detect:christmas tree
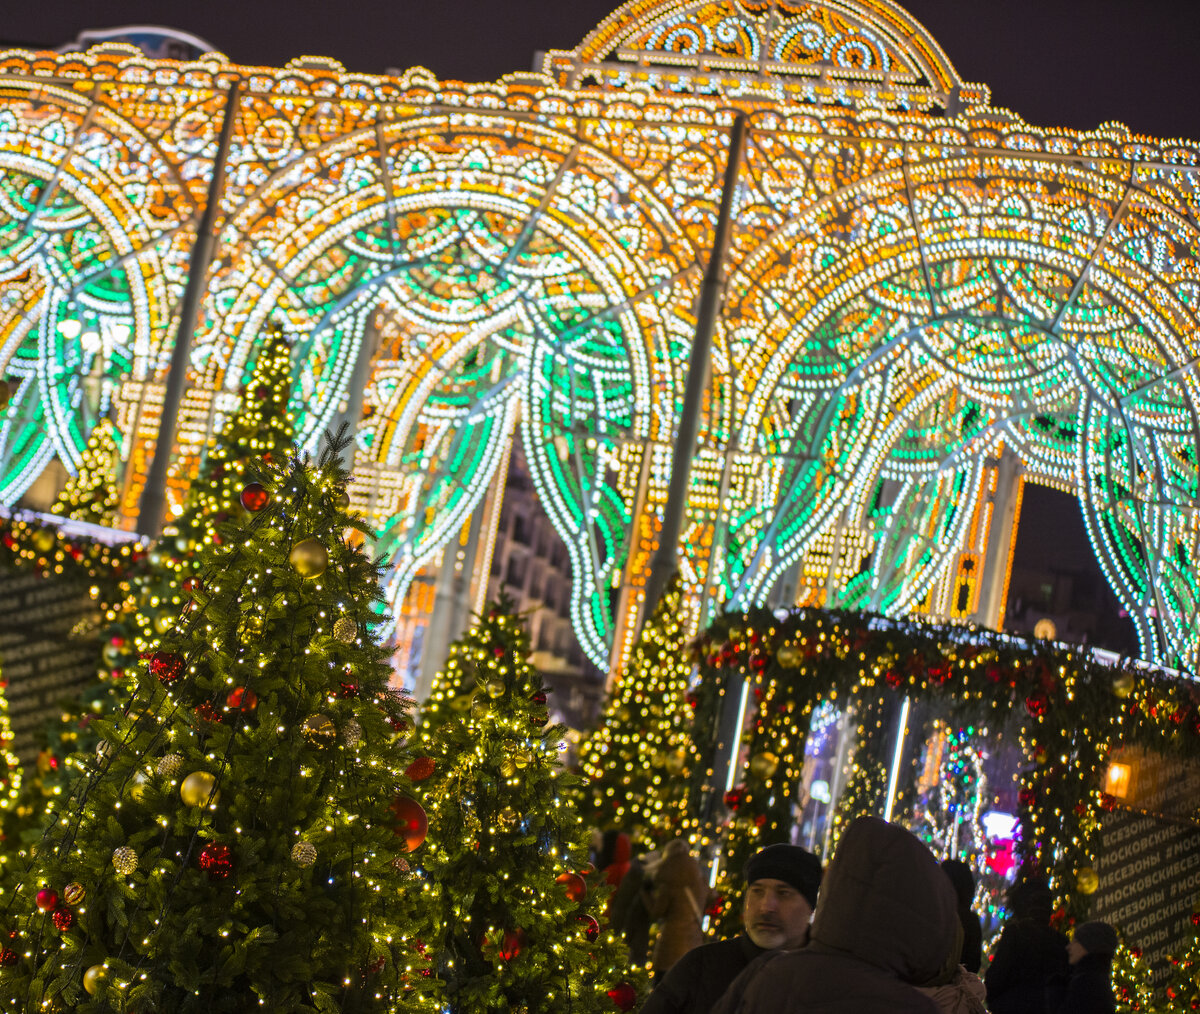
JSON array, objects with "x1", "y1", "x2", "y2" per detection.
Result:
[
  {"x1": 52, "y1": 418, "x2": 120, "y2": 524},
  {"x1": 1111, "y1": 936, "x2": 1155, "y2": 1013},
  {"x1": 1163, "y1": 901, "x2": 1200, "y2": 1012},
  {"x1": 575, "y1": 575, "x2": 696, "y2": 847},
  {"x1": 2, "y1": 435, "x2": 438, "y2": 1012},
  {"x1": 417, "y1": 602, "x2": 644, "y2": 1013}
]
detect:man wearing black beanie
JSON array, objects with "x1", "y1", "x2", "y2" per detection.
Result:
[{"x1": 640, "y1": 843, "x2": 822, "y2": 1014}]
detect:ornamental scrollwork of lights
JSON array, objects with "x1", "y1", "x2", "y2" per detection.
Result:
[{"x1": 1, "y1": 0, "x2": 1199, "y2": 680}]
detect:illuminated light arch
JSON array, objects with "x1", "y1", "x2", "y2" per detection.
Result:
[
  {"x1": 201, "y1": 116, "x2": 700, "y2": 660},
  {"x1": 0, "y1": 77, "x2": 202, "y2": 510}
]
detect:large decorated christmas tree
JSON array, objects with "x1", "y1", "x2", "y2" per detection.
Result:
[
  {"x1": 0, "y1": 436, "x2": 437, "y2": 1012},
  {"x1": 1163, "y1": 900, "x2": 1200, "y2": 1011},
  {"x1": 51, "y1": 418, "x2": 120, "y2": 524},
  {"x1": 417, "y1": 602, "x2": 643, "y2": 1014},
  {"x1": 575, "y1": 575, "x2": 696, "y2": 846}
]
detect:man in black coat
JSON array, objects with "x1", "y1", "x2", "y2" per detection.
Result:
[
  {"x1": 1054, "y1": 921, "x2": 1117, "y2": 1014},
  {"x1": 985, "y1": 879, "x2": 1069, "y2": 1014},
  {"x1": 639, "y1": 843, "x2": 822, "y2": 1014}
]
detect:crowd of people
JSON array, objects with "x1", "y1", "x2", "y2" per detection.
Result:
[{"x1": 594, "y1": 817, "x2": 1119, "y2": 1014}]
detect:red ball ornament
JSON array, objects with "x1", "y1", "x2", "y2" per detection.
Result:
[
  {"x1": 530, "y1": 690, "x2": 548, "y2": 705},
  {"x1": 577, "y1": 914, "x2": 600, "y2": 942},
  {"x1": 608, "y1": 981, "x2": 638, "y2": 1012},
  {"x1": 35, "y1": 888, "x2": 58, "y2": 912},
  {"x1": 390, "y1": 796, "x2": 428, "y2": 852},
  {"x1": 149, "y1": 651, "x2": 185, "y2": 684},
  {"x1": 52, "y1": 908, "x2": 74, "y2": 931},
  {"x1": 1192, "y1": 911, "x2": 1200, "y2": 926},
  {"x1": 498, "y1": 927, "x2": 526, "y2": 961},
  {"x1": 555, "y1": 872, "x2": 586, "y2": 903},
  {"x1": 1024, "y1": 693, "x2": 1048, "y2": 718},
  {"x1": 239, "y1": 483, "x2": 269, "y2": 512},
  {"x1": 198, "y1": 842, "x2": 233, "y2": 881},
  {"x1": 337, "y1": 681, "x2": 360, "y2": 699},
  {"x1": 227, "y1": 687, "x2": 258, "y2": 712},
  {"x1": 723, "y1": 786, "x2": 745, "y2": 811},
  {"x1": 405, "y1": 756, "x2": 436, "y2": 782}
]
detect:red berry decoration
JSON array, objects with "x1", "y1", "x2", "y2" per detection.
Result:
[
  {"x1": 577, "y1": 914, "x2": 600, "y2": 942},
  {"x1": 227, "y1": 687, "x2": 258, "y2": 712},
  {"x1": 194, "y1": 701, "x2": 224, "y2": 724},
  {"x1": 197, "y1": 842, "x2": 233, "y2": 881},
  {"x1": 149, "y1": 651, "x2": 185, "y2": 684},
  {"x1": 0, "y1": 948, "x2": 15, "y2": 967},
  {"x1": 405, "y1": 756, "x2": 436, "y2": 782},
  {"x1": 35, "y1": 888, "x2": 58, "y2": 912},
  {"x1": 52, "y1": 908, "x2": 74, "y2": 931},
  {"x1": 555, "y1": 872, "x2": 586, "y2": 903},
  {"x1": 239, "y1": 482, "x2": 269, "y2": 512},
  {"x1": 608, "y1": 981, "x2": 638, "y2": 1012},
  {"x1": 337, "y1": 681, "x2": 359, "y2": 699},
  {"x1": 390, "y1": 796, "x2": 428, "y2": 852}
]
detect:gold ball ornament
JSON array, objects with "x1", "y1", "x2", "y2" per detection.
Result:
[
  {"x1": 341, "y1": 718, "x2": 363, "y2": 747},
  {"x1": 334, "y1": 489, "x2": 350, "y2": 511},
  {"x1": 332, "y1": 615, "x2": 357, "y2": 643},
  {"x1": 1076, "y1": 867, "x2": 1100, "y2": 895},
  {"x1": 291, "y1": 842, "x2": 317, "y2": 867},
  {"x1": 128, "y1": 770, "x2": 149, "y2": 802},
  {"x1": 749, "y1": 751, "x2": 780, "y2": 780},
  {"x1": 112, "y1": 846, "x2": 139, "y2": 876},
  {"x1": 513, "y1": 750, "x2": 532, "y2": 770},
  {"x1": 500, "y1": 757, "x2": 517, "y2": 778},
  {"x1": 470, "y1": 694, "x2": 491, "y2": 719},
  {"x1": 288, "y1": 538, "x2": 328, "y2": 579},
  {"x1": 180, "y1": 771, "x2": 219, "y2": 808},
  {"x1": 154, "y1": 612, "x2": 174, "y2": 635},
  {"x1": 62, "y1": 882, "x2": 86, "y2": 906},
  {"x1": 485, "y1": 678, "x2": 507, "y2": 699},
  {"x1": 31, "y1": 528, "x2": 56, "y2": 554},
  {"x1": 240, "y1": 613, "x2": 265, "y2": 638},
  {"x1": 776, "y1": 644, "x2": 803, "y2": 668},
  {"x1": 498, "y1": 806, "x2": 518, "y2": 828},
  {"x1": 83, "y1": 964, "x2": 108, "y2": 996},
  {"x1": 301, "y1": 713, "x2": 336, "y2": 747},
  {"x1": 1112, "y1": 672, "x2": 1135, "y2": 699},
  {"x1": 156, "y1": 752, "x2": 184, "y2": 778}
]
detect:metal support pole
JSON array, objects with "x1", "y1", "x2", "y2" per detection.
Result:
[
  {"x1": 136, "y1": 80, "x2": 241, "y2": 537},
  {"x1": 640, "y1": 113, "x2": 745, "y2": 621}
]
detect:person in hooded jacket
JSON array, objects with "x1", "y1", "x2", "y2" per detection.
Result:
[
  {"x1": 711, "y1": 816, "x2": 961, "y2": 1014},
  {"x1": 985, "y1": 878, "x2": 1069, "y2": 1014},
  {"x1": 1052, "y1": 921, "x2": 1117, "y2": 1014}
]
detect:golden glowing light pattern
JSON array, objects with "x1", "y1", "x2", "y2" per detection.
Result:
[
  {"x1": 1, "y1": 0, "x2": 1200, "y2": 670},
  {"x1": 50, "y1": 418, "x2": 120, "y2": 524}
]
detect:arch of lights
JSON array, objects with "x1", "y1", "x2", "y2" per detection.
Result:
[{"x1": 1, "y1": 0, "x2": 1199, "y2": 672}]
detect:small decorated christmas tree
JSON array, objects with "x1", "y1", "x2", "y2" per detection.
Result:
[
  {"x1": 2, "y1": 435, "x2": 438, "y2": 1012},
  {"x1": 52, "y1": 418, "x2": 120, "y2": 524},
  {"x1": 1112, "y1": 936, "x2": 1155, "y2": 1012},
  {"x1": 1163, "y1": 901, "x2": 1200, "y2": 1012},
  {"x1": 417, "y1": 601, "x2": 644, "y2": 1013},
  {"x1": 575, "y1": 575, "x2": 696, "y2": 846}
]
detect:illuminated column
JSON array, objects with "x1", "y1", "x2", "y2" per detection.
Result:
[
  {"x1": 136, "y1": 80, "x2": 241, "y2": 538},
  {"x1": 974, "y1": 448, "x2": 1024, "y2": 629}
]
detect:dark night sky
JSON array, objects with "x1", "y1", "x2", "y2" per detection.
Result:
[{"x1": 1, "y1": 0, "x2": 1199, "y2": 143}]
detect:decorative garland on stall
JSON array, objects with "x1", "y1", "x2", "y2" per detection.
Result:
[{"x1": 687, "y1": 607, "x2": 1199, "y2": 933}]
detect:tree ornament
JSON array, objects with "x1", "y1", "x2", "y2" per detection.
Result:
[
  {"x1": 128, "y1": 770, "x2": 149, "y2": 802},
  {"x1": 608, "y1": 981, "x2": 638, "y2": 1012},
  {"x1": 83, "y1": 964, "x2": 108, "y2": 995},
  {"x1": 513, "y1": 749, "x2": 533, "y2": 770},
  {"x1": 341, "y1": 718, "x2": 363, "y2": 747},
  {"x1": 240, "y1": 613, "x2": 265, "y2": 637},
  {"x1": 390, "y1": 796, "x2": 428, "y2": 852},
  {"x1": 500, "y1": 757, "x2": 517, "y2": 778},
  {"x1": 470, "y1": 694, "x2": 491, "y2": 719},
  {"x1": 577, "y1": 914, "x2": 600, "y2": 941},
  {"x1": 239, "y1": 482, "x2": 269, "y2": 512},
  {"x1": 35, "y1": 888, "x2": 58, "y2": 911},
  {"x1": 30, "y1": 527, "x2": 55, "y2": 554},
  {"x1": 405, "y1": 756, "x2": 436, "y2": 781},
  {"x1": 227, "y1": 686, "x2": 258, "y2": 712},
  {"x1": 334, "y1": 489, "x2": 350, "y2": 511},
  {"x1": 1024, "y1": 692, "x2": 1049, "y2": 718},
  {"x1": 776, "y1": 644, "x2": 803, "y2": 668},
  {"x1": 52, "y1": 907, "x2": 74, "y2": 931},
  {"x1": 749, "y1": 751, "x2": 780, "y2": 780},
  {"x1": 1076, "y1": 866, "x2": 1100, "y2": 895},
  {"x1": 198, "y1": 842, "x2": 233, "y2": 881},
  {"x1": 485, "y1": 678, "x2": 507, "y2": 699},
  {"x1": 111, "y1": 846, "x2": 139, "y2": 876},
  {"x1": 301, "y1": 713, "x2": 336, "y2": 747},
  {"x1": 337, "y1": 680, "x2": 359, "y2": 698},
  {"x1": 0, "y1": 948, "x2": 16, "y2": 967},
  {"x1": 555, "y1": 872, "x2": 586, "y2": 903},
  {"x1": 156, "y1": 752, "x2": 184, "y2": 778},
  {"x1": 149, "y1": 650, "x2": 185, "y2": 684},
  {"x1": 498, "y1": 927, "x2": 526, "y2": 961},
  {"x1": 291, "y1": 841, "x2": 317, "y2": 868},
  {"x1": 180, "y1": 771, "x2": 219, "y2": 808},
  {"x1": 332, "y1": 615, "x2": 357, "y2": 642},
  {"x1": 62, "y1": 882, "x2": 85, "y2": 906},
  {"x1": 723, "y1": 785, "x2": 746, "y2": 811},
  {"x1": 498, "y1": 806, "x2": 519, "y2": 828},
  {"x1": 1112, "y1": 671, "x2": 1135, "y2": 698},
  {"x1": 289, "y1": 537, "x2": 328, "y2": 578},
  {"x1": 95, "y1": 740, "x2": 114, "y2": 764},
  {"x1": 391, "y1": 856, "x2": 410, "y2": 873}
]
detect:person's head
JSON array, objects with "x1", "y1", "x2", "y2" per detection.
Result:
[
  {"x1": 941, "y1": 858, "x2": 975, "y2": 909},
  {"x1": 742, "y1": 843, "x2": 822, "y2": 949},
  {"x1": 1008, "y1": 877, "x2": 1054, "y2": 924},
  {"x1": 1069, "y1": 921, "x2": 1118, "y2": 964}
]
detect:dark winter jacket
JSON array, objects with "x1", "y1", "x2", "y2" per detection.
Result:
[
  {"x1": 1052, "y1": 954, "x2": 1115, "y2": 1014},
  {"x1": 649, "y1": 843, "x2": 709, "y2": 975},
  {"x1": 957, "y1": 908, "x2": 983, "y2": 973},
  {"x1": 610, "y1": 857, "x2": 652, "y2": 966},
  {"x1": 639, "y1": 934, "x2": 765, "y2": 1014},
  {"x1": 985, "y1": 917, "x2": 1069, "y2": 1014},
  {"x1": 711, "y1": 817, "x2": 957, "y2": 1014}
]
